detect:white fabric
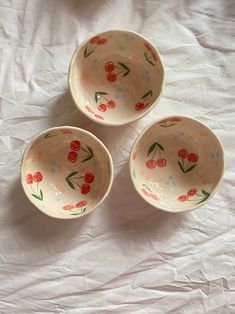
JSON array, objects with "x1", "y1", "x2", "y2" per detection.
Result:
[{"x1": 0, "y1": 0, "x2": 235, "y2": 313}]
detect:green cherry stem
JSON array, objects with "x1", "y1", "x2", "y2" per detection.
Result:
[
  {"x1": 70, "y1": 179, "x2": 82, "y2": 189},
  {"x1": 37, "y1": 182, "x2": 39, "y2": 194},
  {"x1": 151, "y1": 145, "x2": 158, "y2": 161},
  {"x1": 182, "y1": 157, "x2": 184, "y2": 168},
  {"x1": 115, "y1": 70, "x2": 126, "y2": 76},
  {"x1": 30, "y1": 184, "x2": 36, "y2": 194},
  {"x1": 80, "y1": 147, "x2": 89, "y2": 154}
]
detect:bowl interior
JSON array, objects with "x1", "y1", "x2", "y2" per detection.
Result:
[
  {"x1": 69, "y1": 30, "x2": 164, "y2": 126},
  {"x1": 21, "y1": 127, "x2": 112, "y2": 219},
  {"x1": 130, "y1": 117, "x2": 224, "y2": 212}
]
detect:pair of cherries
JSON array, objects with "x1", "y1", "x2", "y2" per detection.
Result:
[
  {"x1": 146, "y1": 158, "x2": 167, "y2": 169},
  {"x1": 98, "y1": 100, "x2": 116, "y2": 112}
]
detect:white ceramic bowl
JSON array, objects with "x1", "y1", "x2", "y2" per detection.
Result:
[
  {"x1": 21, "y1": 127, "x2": 113, "y2": 219},
  {"x1": 69, "y1": 29, "x2": 164, "y2": 126},
  {"x1": 129, "y1": 116, "x2": 224, "y2": 212}
]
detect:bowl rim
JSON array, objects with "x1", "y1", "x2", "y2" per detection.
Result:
[
  {"x1": 129, "y1": 115, "x2": 225, "y2": 213},
  {"x1": 21, "y1": 126, "x2": 114, "y2": 219},
  {"x1": 68, "y1": 28, "x2": 165, "y2": 127}
]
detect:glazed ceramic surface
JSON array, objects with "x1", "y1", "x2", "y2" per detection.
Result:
[
  {"x1": 21, "y1": 127, "x2": 113, "y2": 219},
  {"x1": 69, "y1": 30, "x2": 164, "y2": 126},
  {"x1": 130, "y1": 116, "x2": 224, "y2": 212}
]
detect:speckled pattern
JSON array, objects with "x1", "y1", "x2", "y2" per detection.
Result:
[
  {"x1": 69, "y1": 30, "x2": 164, "y2": 126},
  {"x1": 130, "y1": 116, "x2": 224, "y2": 212}
]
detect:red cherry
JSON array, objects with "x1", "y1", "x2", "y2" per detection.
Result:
[
  {"x1": 188, "y1": 153, "x2": 198, "y2": 163},
  {"x1": 26, "y1": 173, "x2": 34, "y2": 184},
  {"x1": 70, "y1": 140, "x2": 80, "y2": 151},
  {"x1": 187, "y1": 188, "x2": 197, "y2": 196},
  {"x1": 169, "y1": 117, "x2": 181, "y2": 122},
  {"x1": 178, "y1": 149, "x2": 188, "y2": 159},
  {"x1": 150, "y1": 194, "x2": 160, "y2": 201},
  {"x1": 159, "y1": 118, "x2": 169, "y2": 124},
  {"x1": 178, "y1": 195, "x2": 189, "y2": 202},
  {"x1": 106, "y1": 72, "x2": 116, "y2": 82},
  {"x1": 81, "y1": 183, "x2": 91, "y2": 195},
  {"x1": 98, "y1": 103, "x2": 107, "y2": 112},
  {"x1": 141, "y1": 188, "x2": 150, "y2": 197},
  {"x1": 135, "y1": 102, "x2": 145, "y2": 111},
  {"x1": 84, "y1": 172, "x2": 94, "y2": 183},
  {"x1": 144, "y1": 42, "x2": 152, "y2": 51},
  {"x1": 105, "y1": 62, "x2": 115, "y2": 72},
  {"x1": 97, "y1": 38, "x2": 107, "y2": 45},
  {"x1": 90, "y1": 35, "x2": 100, "y2": 44},
  {"x1": 63, "y1": 205, "x2": 74, "y2": 211},
  {"x1": 107, "y1": 100, "x2": 116, "y2": 109},
  {"x1": 34, "y1": 171, "x2": 43, "y2": 182},
  {"x1": 157, "y1": 158, "x2": 167, "y2": 168},
  {"x1": 132, "y1": 151, "x2": 137, "y2": 160},
  {"x1": 151, "y1": 51, "x2": 157, "y2": 61},
  {"x1": 146, "y1": 160, "x2": 157, "y2": 169},
  {"x1": 68, "y1": 151, "x2": 78, "y2": 163},
  {"x1": 75, "y1": 201, "x2": 87, "y2": 208}
]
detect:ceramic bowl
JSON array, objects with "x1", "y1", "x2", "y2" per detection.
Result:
[
  {"x1": 69, "y1": 29, "x2": 164, "y2": 126},
  {"x1": 130, "y1": 116, "x2": 224, "y2": 212},
  {"x1": 21, "y1": 127, "x2": 113, "y2": 219}
]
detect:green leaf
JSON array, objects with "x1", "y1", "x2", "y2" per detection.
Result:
[
  {"x1": 142, "y1": 184, "x2": 152, "y2": 192},
  {"x1": 156, "y1": 142, "x2": 165, "y2": 151},
  {"x1": 40, "y1": 189, "x2": 43, "y2": 200},
  {"x1": 118, "y1": 62, "x2": 130, "y2": 76},
  {"x1": 87, "y1": 146, "x2": 94, "y2": 156},
  {"x1": 147, "y1": 142, "x2": 157, "y2": 156},
  {"x1": 178, "y1": 161, "x2": 185, "y2": 173},
  {"x1": 144, "y1": 52, "x2": 155, "y2": 66},
  {"x1": 66, "y1": 171, "x2": 78, "y2": 179},
  {"x1": 133, "y1": 169, "x2": 136, "y2": 178},
  {"x1": 118, "y1": 62, "x2": 129, "y2": 71},
  {"x1": 70, "y1": 208, "x2": 86, "y2": 215},
  {"x1": 84, "y1": 46, "x2": 94, "y2": 57},
  {"x1": 31, "y1": 193, "x2": 43, "y2": 201},
  {"x1": 141, "y1": 90, "x2": 153, "y2": 99},
  {"x1": 185, "y1": 164, "x2": 196, "y2": 173},
  {"x1": 196, "y1": 193, "x2": 210, "y2": 205},
  {"x1": 95, "y1": 92, "x2": 108, "y2": 103},
  {"x1": 144, "y1": 52, "x2": 149, "y2": 61},
  {"x1": 82, "y1": 155, "x2": 93, "y2": 163},
  {"x1": 148, "y1": 59, "x2": 155, "y2": 66},
  {"x1": 66, "y1": 179, "x2": 75, "y2": 190},
  {"x1": 44, "y1": 132, "x2": 57, "y2": 138},
  {"x1": 202, "y1": 189, "x2": 210, "y2": 197}
]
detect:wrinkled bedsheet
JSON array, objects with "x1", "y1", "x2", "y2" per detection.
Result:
[{"x1": 0, "y1": 0, "x2": 235, "y2": 313}]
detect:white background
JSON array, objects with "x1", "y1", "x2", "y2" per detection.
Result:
[{"x1": 0, "y1": 0, "x2": 235, "y2": 313}]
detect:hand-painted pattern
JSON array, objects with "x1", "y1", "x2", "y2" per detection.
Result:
[
  {"x1": 135, "y1": 90, "x2": 153, "y2": 111},
  {"x1": 178, "y1": 188, "x2": 210, "y2": 205},
  {"x1": 63, "y1": 200, "x2": 87, "y2": 216},
  {"x1": 95, "y1": 92, "x2": 116, "y2": 112},
  {"x1": 141, "y1": 184, "x2": 160, "y2": 201},
  {"x1": 26, "y1": 171, "x2": 43, "y2": 201},
  {"x1": 65, "y1": 171, "x2": 95, "y2": 195},
  {"x1": 146, "y1": 141, "x2": 167, "y2": 169},
  {"x1": 44, "y1": 129, "x2": 73, "y2": 138},
  {"x1": 159, "y1": 117, "x2": 181, "y2": 128},
  {"x1": 105, "y1": 61, "x2": 130, "y2": 82},
  {"x1": 67, "y1": 140, "x2": 94, "y2": 163},
  {"x1": 84, "y1": 36, "x2": 107, "y2": 57},
  {"x1": 85, "y1": 105, "x2": 104, "y2": 120},
  {"x1": 144, "y1": 43, "x2": 157, "y2": 66},
  {"x1": 178, "y1": 149, "x2": 198, "y2": 173}
]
